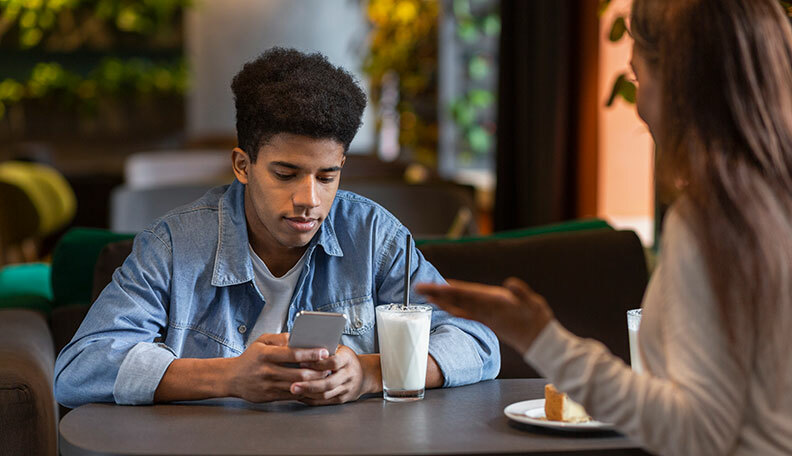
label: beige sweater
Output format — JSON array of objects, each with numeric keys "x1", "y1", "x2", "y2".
[{"x1": 524, "y1": 206, "x2": 792, "y2": 456}]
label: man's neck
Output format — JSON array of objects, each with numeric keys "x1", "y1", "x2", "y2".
[{"x1": 249, "y1": 239, "x2": 308, "y2": 277}]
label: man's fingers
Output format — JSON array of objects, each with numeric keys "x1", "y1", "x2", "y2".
[
  {"x1": 262, "y1": 346, "x2": 329, "y2": 364},
  {"x1": 262, "y1": 381, "x2": 300, "y2": 394},
  {"x1": 298, "y1": 383, "x2": 348, "y2": 403},
  {"x1": 264, "y1": 364, "x2": 331, "y2": 382},
  {"x1": 300, "y1": 354, "x2": 345, "y2": 371},
  {"x1": 291, "y1": 371, "x2": 347, "y2": 395},
  {"x1": 256, "y1": 333, "x2": 290, "y2": 346}
]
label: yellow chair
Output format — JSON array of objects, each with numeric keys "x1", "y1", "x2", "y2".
[
  {"x1": 0, "y1": 180, "x2": 39, "y2": 263},
  {"x1": 0, "y1": 161, "x2": 77, "y2": 264},
  {"x1": 0, "y1": 161, "x2": 76, "y2": 237}
]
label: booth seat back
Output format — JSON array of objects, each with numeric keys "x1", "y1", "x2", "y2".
[
  {"x1": 0, "y1": 309, "x2": 57, "y2": 456},
  {"x1": 419, "y1": 229, "x2": 649, "y2": 378},
  {"x1": 50, "y1": 228, "x2": 135, "y2": 354}
]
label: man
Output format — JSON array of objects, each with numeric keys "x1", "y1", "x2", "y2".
[{"x1": 54, "y1": 48, "x2": 500, "y2": 408}]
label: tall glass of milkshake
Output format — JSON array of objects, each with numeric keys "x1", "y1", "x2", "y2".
[{"x1": 376, "y1": 304, "x2": 432, "y2": 402}]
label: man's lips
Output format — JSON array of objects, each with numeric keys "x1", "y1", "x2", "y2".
[{"x1": 284, "y1": 217, "x2": 318, "y2": 233}]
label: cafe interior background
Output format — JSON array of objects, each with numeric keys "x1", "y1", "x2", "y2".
[
  {"x1": 0, "y1": 0, "x2": 657, "y2": 267},
  {"x1": 0, "y1": 0, "x2": 673, "y2": 452}
]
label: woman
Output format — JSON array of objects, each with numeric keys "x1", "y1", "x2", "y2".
[{"x1": 417, "y1": 0, "x2": 792, "y2": 454}]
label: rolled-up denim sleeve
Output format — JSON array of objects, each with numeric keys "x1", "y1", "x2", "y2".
[
  {"x1": 375, "y1": 226, "x2": 501, "y2": 387},
  {"x1": 54, "y1": 229, "x2": 174, "y2": 408},
  {"x1": 113, "y1": 341, "x2": 177, "y2": 405}
]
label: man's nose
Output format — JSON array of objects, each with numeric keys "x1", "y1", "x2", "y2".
[{"x1": 293, "y1": 175, "x2": 320, "y2": 209}]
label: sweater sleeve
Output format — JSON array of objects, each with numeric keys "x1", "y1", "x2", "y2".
[{"x1": 524, "y1": 209, "x2": 749, "y2": 456}]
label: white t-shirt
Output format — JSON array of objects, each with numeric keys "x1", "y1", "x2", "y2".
[{"x1": 246, "y1": 245, "x2": 308, "y2": 344}]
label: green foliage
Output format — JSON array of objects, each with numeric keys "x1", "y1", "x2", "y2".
[
  {"x1": 0, "y1": 58, "x2": 187, "y2": 117},
  {"x1": 448, "y1": 0, "x2": 499, "y2": 161},
  {"x1": 0, "y1": 0, "x2": 190, "y2": 50},
  {"x1": 0, "y1": 0, "x2": 190, "y2": 119},
  {"x1": 605, "y1": 73, "x2": 635, "y2": 107},
  {"x1": 608, "y1": 16, "x2": 626, "y2": 42}
]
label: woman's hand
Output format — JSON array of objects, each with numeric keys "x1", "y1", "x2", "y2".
[{"x1": 415, "y1": 277, "x2": 554, "y2": 355}]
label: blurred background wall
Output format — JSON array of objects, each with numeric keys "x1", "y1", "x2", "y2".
[{"x1": 185, "y1": 0, "x2": 375, "y2": 153}]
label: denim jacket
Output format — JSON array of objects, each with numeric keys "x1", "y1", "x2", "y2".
[{"x1": 54, "y1": 180, "x2": 500, "y2": 408}]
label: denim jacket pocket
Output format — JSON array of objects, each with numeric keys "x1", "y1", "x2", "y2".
[{"x1": 317, "y1": 295, "x2": 375, "y2": 336}]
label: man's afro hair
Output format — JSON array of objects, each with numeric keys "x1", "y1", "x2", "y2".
[{"x1": 231, "y1": 47, "x2": 367, "y2": 161}]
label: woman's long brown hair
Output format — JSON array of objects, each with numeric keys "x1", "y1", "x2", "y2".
[{"x1": 632, "y1": 0, "x2": 792, "y2": 386}]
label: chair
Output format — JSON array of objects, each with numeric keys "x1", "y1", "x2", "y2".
[
  {"x1": 109, "y1": 183, "x2": 216, "y2": 232},
  {"x1": 0, "y1": 262, "x2": 52, "y2": 314},
  {"x1": 124, "y1": 150, "x2": 232, "y2": 190},
  {"x1": 49, "y1": 228, "x2": 136, "y2": 353},
  {"x1": 339, "y1": 154, "x2": 408, "y2": 179},
  {"x1": 0, "y1": 161, "x2": 76, "y2": 237},
  {"x1": 0, "y1": 161, "x2": 76, "y2": 264},
  {"x1": 419, "y1": 228, "x2": 648, "y2": 378},
  {"x1": 0, "y1": 309, "x2": 57, "y2": 456},
  {"x1": 0, "y1": 180, "x2": 39, "y2": 264},
  {"x1": 340, "y1": 179, "x2": 479, "y2": 238}
]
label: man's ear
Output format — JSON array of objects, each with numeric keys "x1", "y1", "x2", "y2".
[{"x1": 231, "y1": 147, "x2": 251, "y2": 184}]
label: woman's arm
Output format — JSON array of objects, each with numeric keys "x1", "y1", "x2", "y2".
[{"x1": 418, "y1": 209, "x2": 749, "y2": 455}]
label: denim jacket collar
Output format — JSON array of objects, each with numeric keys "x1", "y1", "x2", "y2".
[{"x1": 211, "y1": 180, "x2": 343, "y2": 287}]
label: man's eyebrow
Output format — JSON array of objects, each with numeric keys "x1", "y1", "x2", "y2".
[
  {"x1": 270, "y1": 161, "x2": 342, "y2": 173},
  {"x1": 270, "y1": 161, "x2": 300, "y2": 170}
]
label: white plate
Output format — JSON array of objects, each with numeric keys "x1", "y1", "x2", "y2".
[{"x1": 503, "y1": 399, "x2": 614, "y2": 431}]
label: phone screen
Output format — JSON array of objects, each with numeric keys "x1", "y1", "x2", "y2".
[{"x1": 288, "y1": 311, "x2": 347, "y2": 354}]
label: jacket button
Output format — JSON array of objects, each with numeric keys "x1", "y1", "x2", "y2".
[
  {"x1": 238, "y1": 325, "x2": 247, "y2": 334},
  {"x1": 354, "y1": 318, "x2": 363, "y2": 329}
]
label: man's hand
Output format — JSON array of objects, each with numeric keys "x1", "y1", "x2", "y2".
[
  {"x1": 289, "y1": 345, "x2": 381, "y2": 406},
  {"x1": 225, "y1": 333, "x2": 332, "y2": 403}
]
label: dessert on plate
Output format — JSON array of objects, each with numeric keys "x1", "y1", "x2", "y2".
[{"x1": 544, "y1": 383, "x2": 592, "y2": 423}]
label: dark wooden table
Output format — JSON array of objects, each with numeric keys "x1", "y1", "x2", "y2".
[{"x1": 59, "y1": 379, "x2": 650, "y2": 455}]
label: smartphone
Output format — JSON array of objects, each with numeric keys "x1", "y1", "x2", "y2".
[{"x1": 288, "y1": 311, "x2": 347, "y2": 355}]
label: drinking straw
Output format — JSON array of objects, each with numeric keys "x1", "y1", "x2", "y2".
[{"x1": 402, "y1": 234, "x2": 411, "y2": 309}]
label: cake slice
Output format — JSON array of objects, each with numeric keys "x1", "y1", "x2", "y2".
[{"x1": 544, "y1": 383, "x2": 592, "y2": 423}]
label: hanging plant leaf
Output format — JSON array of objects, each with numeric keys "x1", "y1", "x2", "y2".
[
  {"x1": 457, "y1": 19, "x2": 478, "y2": 43},
  {"x1": 451, "y1": 98, "x2": 476, "y2": 126},
  {"x1": 467, "y1": 125, "x2": 491, "y2": 154},
  {"x1": 606, "y1": 73, "x2": 636, "y2": 106},
  {"x1": 453, "y1": 0, "x2": 471, "y2": 17},
  {"x1": 468, "y1": 89, "x2": 493, "y2": 108},
  {"x1": 468, "y1": 56, "x2": 489, "y2": 80},
  {"x1": 483, "y1": 14, "x2": 500, "y2": 36},
  {"x1": 609, "y1": 16, "x2": 627, "y2": 42}
]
